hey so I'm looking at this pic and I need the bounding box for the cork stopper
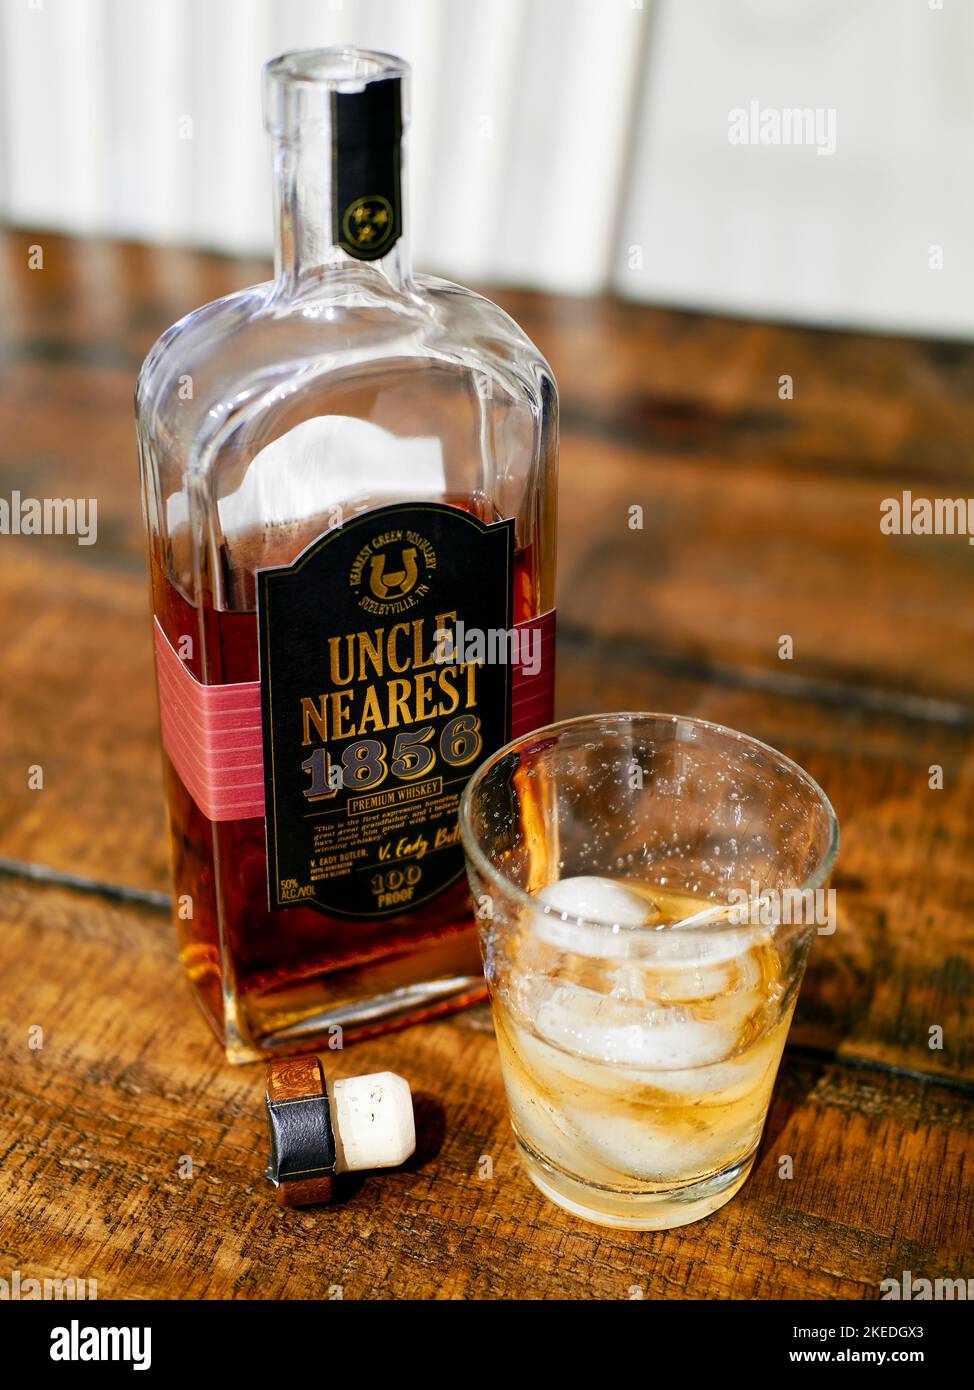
[265,1056,415,1206]
[330,1072,416,1172]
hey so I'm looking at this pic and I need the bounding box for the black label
[257,502,515,919]
[331,77,402,261]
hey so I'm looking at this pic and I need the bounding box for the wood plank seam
[557,623,974,726]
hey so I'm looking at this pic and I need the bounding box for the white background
[1,0,972,337]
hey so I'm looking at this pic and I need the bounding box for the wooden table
[1,230,971,1300]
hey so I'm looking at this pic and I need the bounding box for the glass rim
[458,710,840,937]
[264,47,409,90]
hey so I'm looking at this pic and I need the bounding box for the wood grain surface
[0,230,971,1300]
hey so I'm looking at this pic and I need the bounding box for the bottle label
[152,606,554,826]
[257,502,515,918]
[332,77,402,262]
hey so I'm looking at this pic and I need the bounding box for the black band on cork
[265,1055,337,1205]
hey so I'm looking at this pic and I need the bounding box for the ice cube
[531,876,658,954]
[537,876,659,926]
[505,1000,778,1184]
[555,1100,755,1183]
[529,877,770,1003]
[505,1012,768,1182]
[533,982,740,1072]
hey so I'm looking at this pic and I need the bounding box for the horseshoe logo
[368,547,419,600]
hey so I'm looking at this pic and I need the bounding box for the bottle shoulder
[414,272,556,383]
[135,270,556,466]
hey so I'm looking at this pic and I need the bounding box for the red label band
[510,607,557,739]
[154,609,556,823]
[153,621,264,821]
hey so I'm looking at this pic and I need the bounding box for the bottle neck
[272,132,410,292]
[265,54,411,295]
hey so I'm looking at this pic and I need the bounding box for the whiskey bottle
[135,49,558,1062]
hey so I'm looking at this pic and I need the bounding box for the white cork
[329,1072,416,1173]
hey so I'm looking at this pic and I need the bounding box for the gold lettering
[387,623,412,673]
[386,678,412,730]
[308,613,480,743]
[358,683,386,734]
[329,689,355,740]
[329,635,355,686]
[301,697,328,745]
[358,628,384,681]
[436,666,460,716]
[412,619,434,670]
[413,669,435,721]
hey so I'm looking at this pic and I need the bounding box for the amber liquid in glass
[491,882,793,1228]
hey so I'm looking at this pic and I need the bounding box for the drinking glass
[459,712,839,1230]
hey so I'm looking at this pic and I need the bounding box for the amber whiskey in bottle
[135,49,558,1062]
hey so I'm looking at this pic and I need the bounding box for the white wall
[618,0,974,336]
[2,0,973,337]
[0,0,647,295]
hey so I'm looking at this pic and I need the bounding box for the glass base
[515,1136,758,1231]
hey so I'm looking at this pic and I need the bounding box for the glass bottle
[135,48,558,1063]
